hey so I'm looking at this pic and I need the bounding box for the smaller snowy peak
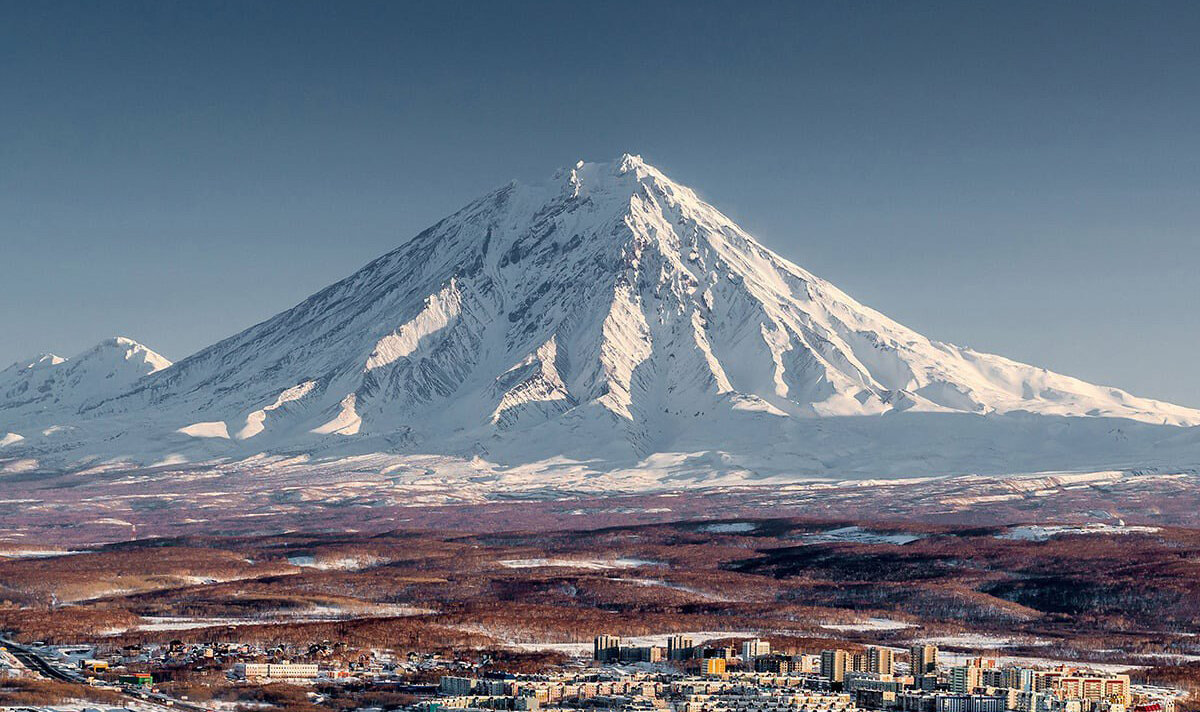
[0,337,172,425]
[3,353,66,374]
[82,336,173,374]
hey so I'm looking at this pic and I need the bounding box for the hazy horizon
[4,1,1199,408]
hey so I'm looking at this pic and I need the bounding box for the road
[5,642,78,682]
[2,638,212,712]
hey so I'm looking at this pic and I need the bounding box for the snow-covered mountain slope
[3,155,1199,477]
[0,337,170,426]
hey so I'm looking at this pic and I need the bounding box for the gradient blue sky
[3,1,1199,406]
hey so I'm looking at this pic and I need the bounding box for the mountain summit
[3,156,1198,477]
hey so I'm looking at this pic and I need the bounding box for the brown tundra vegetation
[1,514,1198,693]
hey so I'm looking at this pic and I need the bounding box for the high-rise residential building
[1032,670,1065,693]
[1006,667,1035,691]
[619,645,663,663]
[742,639,771,661]
[668,635,696,661]
[821,649,849,683]
[704,646,735,661]
[1056,674,1132,706]
[754,654,799,674]
[981,668,1007,688]
[910,644,939,674]
[950,665,984,694]
[850,651,869,673]
[704,658,727,675]
[593,634,621,663]
[1011,690,1046,712]
[867,646,895,675]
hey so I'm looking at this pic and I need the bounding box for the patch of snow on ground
[610,577,730,601]
[822,617,916,632]
[918,634,1035,649]
[0,549,84,559]
[999,523,1161,541]
[934,648,1140,673]
[698,522,758,533]
[287,554,387,570]
[177,421,230,439]
[126,605,435,632]
[805,526,925,545]
[499,557,661,570]
[1135,653,1200,663]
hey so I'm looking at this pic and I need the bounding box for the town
[0,631,1185,712]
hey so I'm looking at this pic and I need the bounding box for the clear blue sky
[3,1,1199,407]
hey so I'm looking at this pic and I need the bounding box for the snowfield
[4,155,1200,485]
[998,523,1162,541]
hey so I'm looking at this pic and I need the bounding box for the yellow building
[705,658,727,675]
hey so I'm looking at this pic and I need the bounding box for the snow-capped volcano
[3,155,1199,477]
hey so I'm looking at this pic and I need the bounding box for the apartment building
[1057,674,1132,706]
[743,639,772,661]
[867,648,895,676]
[909,646,939,675]
[234,662,320,681]
[821,650,849,683]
